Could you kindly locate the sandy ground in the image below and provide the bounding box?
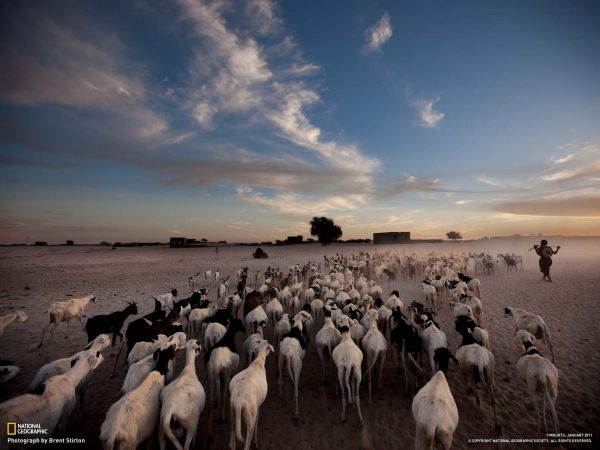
[0,238,599,450]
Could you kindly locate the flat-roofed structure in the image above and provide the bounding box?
[373,232,411,245]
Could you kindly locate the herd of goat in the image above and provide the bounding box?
[0,250,559,450]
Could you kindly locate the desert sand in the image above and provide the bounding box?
[0,238,599,449]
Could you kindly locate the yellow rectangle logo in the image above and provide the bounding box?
[7,422,16,435]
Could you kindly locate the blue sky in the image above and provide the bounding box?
[0,0,599,243]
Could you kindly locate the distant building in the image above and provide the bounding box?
[373,232,411,245]
[286,235,303,244]
[170,237,186,248]
[34,241,48,246]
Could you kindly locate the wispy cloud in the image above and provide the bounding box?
[475,175,501,187]
[413,97,445,128]
[494,195,600,217]
[364,12,393,53]
[551,153,574,164]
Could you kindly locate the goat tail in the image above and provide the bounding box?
[161,408,181,450]
[234,403,244,443]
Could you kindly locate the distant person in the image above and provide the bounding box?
[215,245,219,255]
[533,239,560,282]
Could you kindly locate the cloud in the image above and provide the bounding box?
[475,176,501,187]
[551,153,574,164]
[364,13,393,53]
[494,196,600,217]
[413,98,445,128]
[541,159,600,182]
[236,186,366,216]
[0,5,168,141]
[455,200,473,205]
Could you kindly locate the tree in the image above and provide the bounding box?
[446,231,463,241]
[310,216,343,246]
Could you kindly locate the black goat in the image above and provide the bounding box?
[85,302,138,348]
[203,298,235,327]
[390,307,422,392]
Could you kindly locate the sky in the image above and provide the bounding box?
[0,0,599,244]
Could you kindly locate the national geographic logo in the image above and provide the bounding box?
[6,423,49,435]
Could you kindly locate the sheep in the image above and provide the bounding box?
[455,328,501,434]
[121,336,183,393]
[0,310,29,337]
[245,304,267,334]
[205,318,246,424]
[31,334,111,391]
[127,334,169,365]
[38,295,97,347]
[159,339,205,450]
[85,301,138,351]
[332,315,364,423]
[361,310,387,404]
[315,309,342,379]
[412,371,459,450]
[278,314,308,417]
[204,322,227,350]
[515,330,559,433]
[505,307,554,362]
[274,314,292,351]
[0,352,103,438]
[228,340,273,450]
[100,344,177,450]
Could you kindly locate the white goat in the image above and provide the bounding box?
[505,307,554,362]
[278,315,308,417]
[412,371,459,450]
[122,339,181,393]
[100,344,176,450]
[274,314,291,351]
[228,340,273,450]
[315,313,342,379]
[245,305,267,334]
[0,353,103,437]
[361,310,387,404]
[204,323,227,350]
[38,295,97,347]
[332,315,364,423]
[455,334,501,434]
[0,310,29,337]
[243,321,267,367]
[159,339,205,450]
[31,334,111,391]
[127,334,169,365]
[515,330,559,433]
[265,297,283,326]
